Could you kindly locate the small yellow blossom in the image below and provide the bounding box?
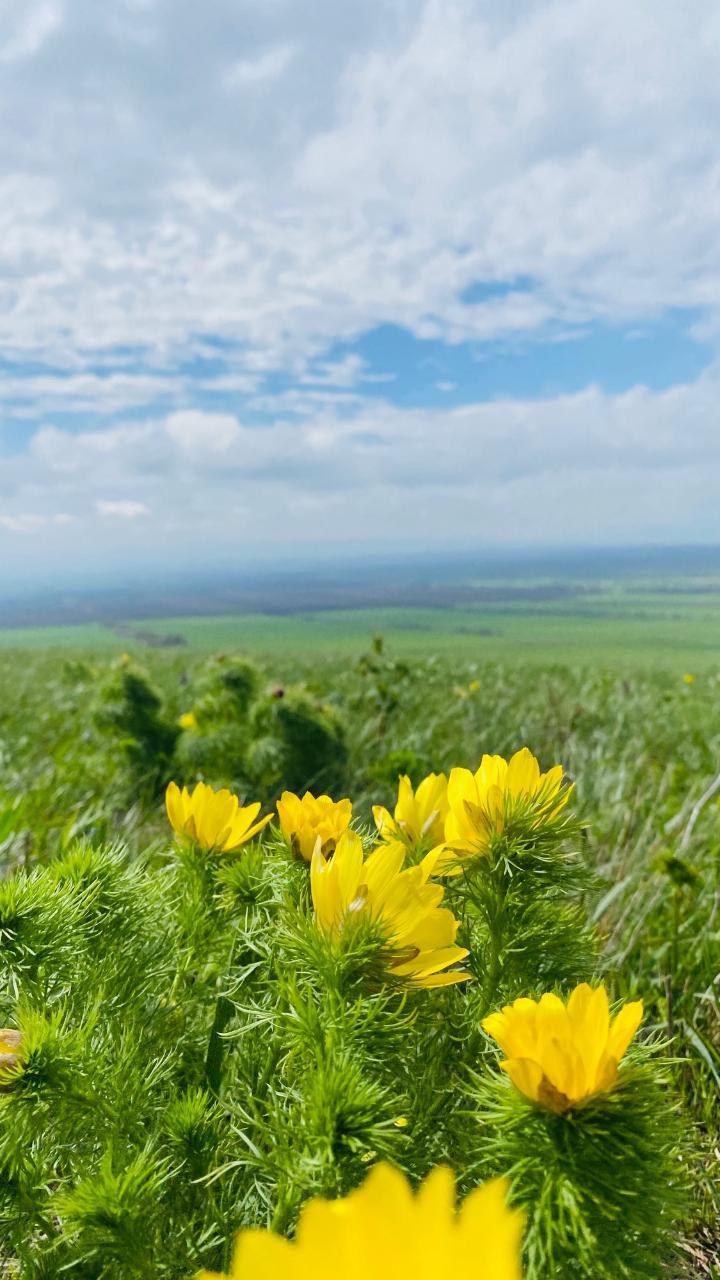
[373,773,448,856]
[178,711,198,731]
[0,1029,23,1090]
[434,747,569,872]
[311,831,470,989]
[165,781,271,854]
[276,790,352,861]
[683,673,696,685]
[482,983,643,1113]
[197,1161,524,1280]
[468,679,481,692]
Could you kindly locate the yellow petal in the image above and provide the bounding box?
[373,805,396,838]
[607,1000,643,1063]
[335,831,365,904]
[506,747,540,795]
[501,1056,543,1103]
[363,843,406,904]
[165,781,183,833]
[460,1177,524,1280]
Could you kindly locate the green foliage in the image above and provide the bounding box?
[368,747,430,789]
[252,687,348,795]
[446,806,597,1009]
[175,721,249,786]
[173,655,348,798]
[0,643,718,1274]
[55,1147,172,1276]
[468,1065,687,1279]
[0,811,685,1278]
[193,655,261,724]
[93,658,178,790]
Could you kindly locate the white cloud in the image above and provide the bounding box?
[95,499,149,518]
[164,411,242,454]
[0,0,718,377]
[1,1,720,574]
[0,511,74,534]
[30,423,156,472]
[0,378,718,572]
[0,1,62,63]
[224,45,296,88]
[0,514,47,534]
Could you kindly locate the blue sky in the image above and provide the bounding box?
[1,0,719,587]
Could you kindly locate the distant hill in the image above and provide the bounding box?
[1,545,719,630]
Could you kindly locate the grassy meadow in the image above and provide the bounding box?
[2,574,720,667]
[0,569,718,1276]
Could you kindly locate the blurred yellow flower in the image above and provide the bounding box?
[198,1161,523,1280]
[683,673,696,685]
[482,983,643,1113]
[468,679,481,692]
[165,781,271,854]
[276,790,352,861]
[178,711,198,730]
[311,831,469,989]
[373,773,448,855]
[435,747,569,872]
[0,1029,23,1090]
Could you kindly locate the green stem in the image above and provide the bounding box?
[667,888,680,1039]
[478,871,507,1019]
[204,936,237,1097]
[204,994,234,1097]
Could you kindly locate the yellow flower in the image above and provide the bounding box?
[468,679,481,692]
[310,831,470,989]
[373,773,448,856]
[165,781,271,854]
[0,1029,23,1090]
[683,673,696,685]
[178,711,198,731]
[482,983,643,1113]
[435,748,569,872]
[198,1161,524,1280]
[276,790,352,862]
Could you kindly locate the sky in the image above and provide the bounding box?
[1,0,719,588]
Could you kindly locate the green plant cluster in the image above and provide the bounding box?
[91,654,348,802]
[0,790,685,1279]
[0,643,717,1273]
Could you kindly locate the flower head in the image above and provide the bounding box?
[0,1029,23,1090]
[482,983,643,1113]
[435,748,569,872]
[683,673,696,685]
[178,711,198,731]
[373,773,448,858]
[310,831,469,989]
[198,1161,523,1280]
[276,790,352,862]
[165,781,271,854]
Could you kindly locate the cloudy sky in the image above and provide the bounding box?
[1,0,719,587]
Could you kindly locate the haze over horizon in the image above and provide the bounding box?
[1,0,719,586]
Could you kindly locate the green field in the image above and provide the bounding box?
[1,580,719,669]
